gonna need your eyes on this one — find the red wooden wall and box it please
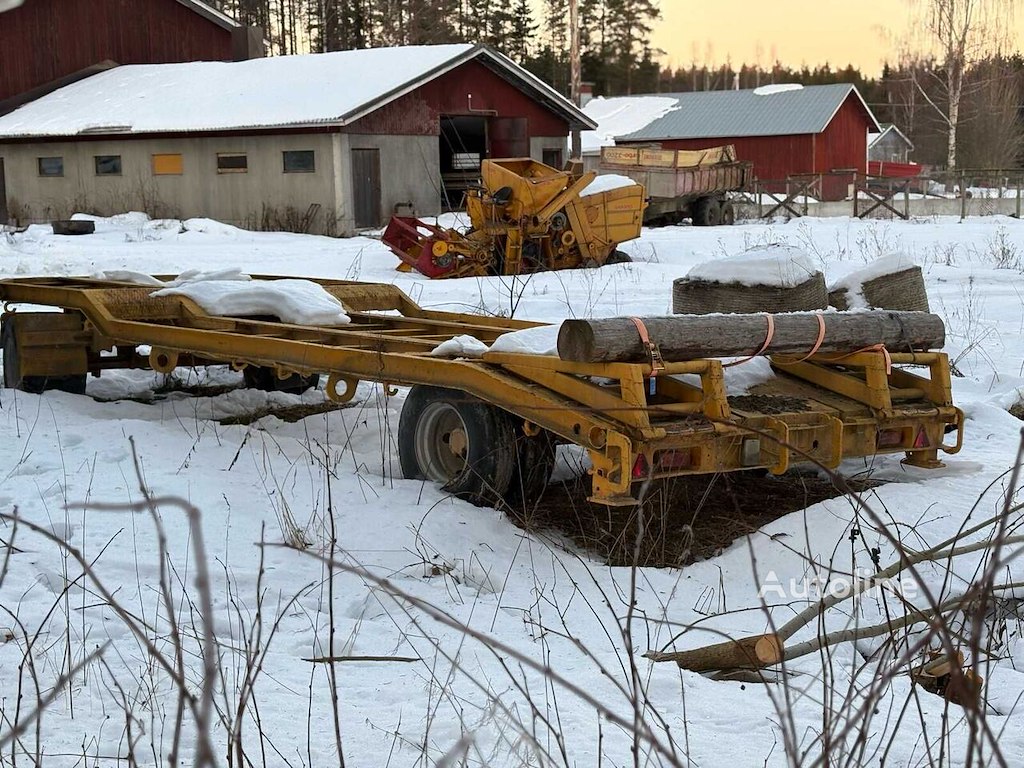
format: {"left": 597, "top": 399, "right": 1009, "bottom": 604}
{"left": 0, "top": 0, "right": 234, "bottom": 103}
{"left": 346, "top": 59, "right": 569, "bottom": 138}
{"left": 624, "top": 93, "right": 872, "bottom": 201}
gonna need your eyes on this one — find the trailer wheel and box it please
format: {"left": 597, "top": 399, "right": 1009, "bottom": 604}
{"left": 243, "top": 366, "right": 320, "bottom": 395}
{"left": 399, "top": 385, "right": 515, "bottom": 506}
{"left": 1, "top": 317, "right": 86, "bottom": 395}
{"left": 605, "top": 249, "right": 633, "bottom": 265}
{"left": 692, "top": 198, "right": 721, "bottom": 227}
{"left": 505, "top": 426, "right": 557, "bottom": 509}
{"left": 721, "top": 201, "right": 736, "bottom": 225}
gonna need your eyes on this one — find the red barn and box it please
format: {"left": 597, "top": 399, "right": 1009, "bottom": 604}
{"left": 0, "top": 0, "right": 263, "bottom": 114}
{"left": 611, "top": 84, "right": 881, "bottom": 201}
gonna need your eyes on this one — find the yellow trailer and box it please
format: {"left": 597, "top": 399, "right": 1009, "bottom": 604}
{"left": 0, "top": 275, "right": 963, "bottom": 507}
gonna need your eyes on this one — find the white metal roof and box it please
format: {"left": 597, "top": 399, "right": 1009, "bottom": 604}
{"left": 0, "top": 44, "right": 594, "bottom": 138}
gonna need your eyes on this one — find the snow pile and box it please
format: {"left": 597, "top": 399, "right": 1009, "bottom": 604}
{"left": 429, "top": 335, "right": 489, "bottom": 358}
{"left": 754, "top": 83, "right": 804, "bottom": 96}
{"left": 152, "top": 271, "right": 351, "bottom": 325}
{"left": 686, "top": 244, "right": 819, "bottom": 288}
{"left": 828, "top": 253, "right": 918, "bottom": 309}
{"left": 580, "top": 95, "right": 679, "bottom": 153}
{"left": 580, "top": 174, "right": 638, "bottom": 197}
{"left": 489, "top": 325, "right": 560, "bottom": 356}
{"left": 93, "top": 269, "right": 165, "bottom": 286}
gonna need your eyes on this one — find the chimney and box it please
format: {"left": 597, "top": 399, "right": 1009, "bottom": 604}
{"left": 579, "top": 82, "right": 594, "bottom": 108}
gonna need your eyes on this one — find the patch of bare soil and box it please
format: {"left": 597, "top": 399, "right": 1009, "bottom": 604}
{"left": 1011, "top": 401, "right": 1024, "bottom": 421}
{"left": 217, "top": 400, "right": 351, "bottom": 425}
{"left": 508, "top": 470, "right": 877, "bottom": 567}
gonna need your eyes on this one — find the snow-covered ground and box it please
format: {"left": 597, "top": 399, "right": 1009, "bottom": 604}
{"left": 2, "top": 212, "right": 1024, "bottom": 766}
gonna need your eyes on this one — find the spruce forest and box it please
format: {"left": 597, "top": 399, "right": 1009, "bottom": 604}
{"left": 208, "top": 0, "right": 1024, "bottom": 168}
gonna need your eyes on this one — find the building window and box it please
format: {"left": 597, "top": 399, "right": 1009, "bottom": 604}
{"left": 283, "top": 150, "right": 315, "bottom": 173}
{"left": 217, "top": 153, "right": 248, "bottom": 173}
{"left": 95, "top": 155, "right": 122, "bottom": 176}
{"left": 38, "top": 156, "right": 64, "bottom": 177}
{"left": 543, "top": 148, "right": 564, "bottom": 169}
{"left": 152, "top": 153, "right": 183, "bottom": 175}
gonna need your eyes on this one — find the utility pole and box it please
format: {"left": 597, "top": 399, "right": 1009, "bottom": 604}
{"left": 569, "top": 0, "right": 582, "bottom": 159}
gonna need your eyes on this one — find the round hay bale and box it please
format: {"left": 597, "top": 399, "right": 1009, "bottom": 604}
{"left": 673, "top": 272, "right": 827, "bottom": 315}
{"left": 829, "top": 261, "right": 929, "bottom": 312}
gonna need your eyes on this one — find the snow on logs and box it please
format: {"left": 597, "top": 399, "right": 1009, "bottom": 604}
{"left": 556, "top": 311, "right": 946, "bottom": 364}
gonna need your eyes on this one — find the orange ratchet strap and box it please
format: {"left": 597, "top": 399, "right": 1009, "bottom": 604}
{"left": 629, "top": 317, "right": 665, "bottom": 374}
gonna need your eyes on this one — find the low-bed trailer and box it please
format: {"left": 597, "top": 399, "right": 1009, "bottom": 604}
{"left": 0, "top": 275, "right": 963, "bottom": 507}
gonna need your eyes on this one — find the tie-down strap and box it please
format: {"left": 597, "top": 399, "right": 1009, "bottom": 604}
{"left": 628, "top": 317, "right": 665, "bottom": 374}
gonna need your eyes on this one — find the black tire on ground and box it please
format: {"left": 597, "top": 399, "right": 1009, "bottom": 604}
{"left": 721, "top": 201, "right": 736, "bottom": 225}
{"left": 2, "top": 318, "right": 87, "bottom": 395}
{"left": 399, "top": 385, "right": 516, "bottom": 506}
{"left": 504, "top": 426, "right": 557, "bottom": 509}
{"left": 605, "top": 249, "right": 633, "bottom": 265}
{"left": 243, "top": 366, "right": 320, "bottom": 395}
{"left": 692, "top": 197, "right": 722, "bottom": 227}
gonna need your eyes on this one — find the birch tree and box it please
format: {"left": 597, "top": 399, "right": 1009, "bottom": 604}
{"left": 911, "top": 0, "right": 1018, "bottom": 169}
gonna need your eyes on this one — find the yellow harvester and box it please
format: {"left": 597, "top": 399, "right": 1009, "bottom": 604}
{"left": 382, "top": 158, "right": 647, "bottom": 278}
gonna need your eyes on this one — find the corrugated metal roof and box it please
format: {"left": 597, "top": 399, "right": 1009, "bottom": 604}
{"left": 620, "top": 83, "right": 879, "bottom": 141}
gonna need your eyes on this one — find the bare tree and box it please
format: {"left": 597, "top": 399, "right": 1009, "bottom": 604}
{"left": 908, "top": 0, "right": 1018, "bottom": 169}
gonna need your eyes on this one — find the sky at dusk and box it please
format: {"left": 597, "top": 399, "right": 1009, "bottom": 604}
{"left": 648, "top": 0, "right": 1024, "bottom": 74}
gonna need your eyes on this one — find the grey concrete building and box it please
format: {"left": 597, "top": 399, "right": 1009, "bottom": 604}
{"left": 0, "top": 44, "right": 594, "bottom": 235}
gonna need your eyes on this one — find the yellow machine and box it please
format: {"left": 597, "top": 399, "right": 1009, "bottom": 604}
{"left": 382, "top": 158, "right": 647, "bottom": 278}
{"left": 1, "top": 276, "right": 963, "bottom": 508}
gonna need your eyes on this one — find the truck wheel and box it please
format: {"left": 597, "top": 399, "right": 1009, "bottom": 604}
{"left": 399, "top": 385, "right": 515, "bottom": 506}
{"left": 2, "top": 318, "right": 86, "bottom": 395}
{"left": 721, "top": 201, "right": 736, "bottom": 225}
{"left": 505, "top": 427, "right": 556, "bottom": 509}
{"left": 692, "top": 198, "right": 721, "bottom": 227}
{"left": 243, "top": 366, "right": 320, "bottom": 395}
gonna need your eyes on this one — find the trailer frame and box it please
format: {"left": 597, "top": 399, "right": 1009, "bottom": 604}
{"left": 1, "top": 275, "right": 963, "bottom": 506}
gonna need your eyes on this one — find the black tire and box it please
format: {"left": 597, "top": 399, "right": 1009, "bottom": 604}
{"left": 692, "top": 197, "right": 721, "bottom": 227}
{"left": 504, "top": 426, "right": 556, "bottom": 509}
{"left": 2, "top": 318, "right": 86, "bottom": 395}
{"left": 399, "top": 385, "right": 515, "bottom": 506}
{"left": 721, "top": 201, "right": 736, "bottom": 225}
{"left": 243, "top": 366, "right": 320, "bottom": 395}
{"left": 605, "top": 249, "right": 633, "bottom": 265}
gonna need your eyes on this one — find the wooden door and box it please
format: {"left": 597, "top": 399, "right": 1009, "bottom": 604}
{"left": 489, "top": 117, "right": 529, "bottom": 158}
{"left": 0, "top": 159, "right": 7, "bottom": 224}
{"left": 351, "top": 148, "right": 382, "bottom": 229}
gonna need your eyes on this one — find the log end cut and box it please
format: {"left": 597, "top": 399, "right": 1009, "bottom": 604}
{"left": 645, "top": 633, "right": 784, "bottom": 672}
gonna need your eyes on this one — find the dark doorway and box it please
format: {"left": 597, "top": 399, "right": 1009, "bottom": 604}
{"left": 439, "top": 115, "right": 486, "bottom": 209}
{"left": 0, "top": 159, "right": 7, "bottom": 224}
{"left": 490, "top": 117, "right": 528, "bottom": 158}
{"left": 351, "top": 148, "right": 381, "bottom": 229}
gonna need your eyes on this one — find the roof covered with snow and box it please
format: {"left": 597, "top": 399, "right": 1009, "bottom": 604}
{"left": 616, "top": 83, "right": 880, "bottom": 142}
{"left": 580, "top": 95, "right": 679, "bottom": 153}
{"left": 0, "top": 44, "right": 595, "bottom": 138}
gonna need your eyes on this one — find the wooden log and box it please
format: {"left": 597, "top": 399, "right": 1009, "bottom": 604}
{"left": 645, "top": 633, "right": 784, "bottom": 672}
{"left": 557, "top": 310, "right": 945, "bottom": 364}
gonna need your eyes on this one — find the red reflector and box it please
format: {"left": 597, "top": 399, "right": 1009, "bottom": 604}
{"left": 877, "top": 429, "right": 903, "bottom": 448}
{"left": 913, "top": 427, "right": 930, "bottom": 449}
{"left": 632, "top": 453, "right": 649, "bottom": 479}
{"left": 656, "top": 449, "right": 692, "bottom": 470}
